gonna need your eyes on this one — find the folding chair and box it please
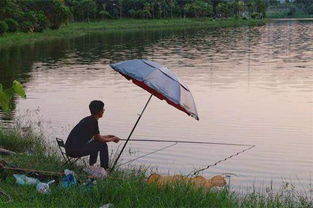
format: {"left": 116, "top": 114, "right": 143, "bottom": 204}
{"left": 56, "top": 138, "right": 81, "bottom": 166}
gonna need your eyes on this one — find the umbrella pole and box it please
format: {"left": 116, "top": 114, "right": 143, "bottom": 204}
{"left": 111, "top": 94, "right": 153, "bottom": 171}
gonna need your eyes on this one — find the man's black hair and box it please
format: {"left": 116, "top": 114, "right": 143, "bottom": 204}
{"left": 89, "top": 100, "right": 104, "bottom": 116}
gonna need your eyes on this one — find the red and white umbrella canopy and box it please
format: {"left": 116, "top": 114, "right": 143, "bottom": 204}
{"left": 111, "top": 59, "right": 199, "bottom": 120}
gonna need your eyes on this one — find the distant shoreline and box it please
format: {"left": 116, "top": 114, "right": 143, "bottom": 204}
{"left": 0, "top": 18, "right": 267, "bottom": 50}
{"left": 270, "top": 18, "right": 313, "bottom": 21}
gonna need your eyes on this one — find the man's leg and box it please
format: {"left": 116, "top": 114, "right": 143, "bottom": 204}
{"left": 89, "top": 141, "right": 109, "bottom": 168}
{"left": 99, "top": 143, "right": 109, "bottom": 169}
{"left": 66, "top": 140, "right": 109, "bottom": 168}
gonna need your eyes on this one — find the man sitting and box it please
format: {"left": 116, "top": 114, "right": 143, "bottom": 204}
{"left": 65, "top": 100, "right": 120, "bottom": 169}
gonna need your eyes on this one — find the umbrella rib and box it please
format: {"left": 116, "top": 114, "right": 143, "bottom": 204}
{"left": 142, "top": 59, "right": 190, "bottom": 91}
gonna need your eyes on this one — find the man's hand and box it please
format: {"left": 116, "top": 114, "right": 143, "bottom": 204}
{"left": 95, "top": 134, "right": 121, "bottom": 143}
{"left": 110, "top": 136, "right": 120, "bottom": 143}
{"left": 103, "top": 135, "right": 120, "bottom": 143}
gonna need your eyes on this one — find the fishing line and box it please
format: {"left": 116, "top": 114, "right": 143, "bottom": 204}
{"left": 120, "top": 138, "right": 252, "bottom": 147}
{"left": 116, "top": 142, "right": 178, "bottom": 168}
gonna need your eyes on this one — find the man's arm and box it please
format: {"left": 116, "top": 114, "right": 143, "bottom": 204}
{"left": 94, "top": 134, "right": 120, "bottom": 143}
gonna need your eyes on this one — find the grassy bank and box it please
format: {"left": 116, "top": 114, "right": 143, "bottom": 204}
{"left": 0, "top": 18, "right": 267, "bottom": 50}
{"left": 0, "top": 128, "right": 312, "bottom": 207}
{"left": 267, "top": 5, "right": 313, "bottom": 19}
{"left": 267, "top": 11, "right": 313, "bottom": 18}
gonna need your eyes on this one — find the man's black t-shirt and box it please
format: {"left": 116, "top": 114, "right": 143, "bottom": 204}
{"left": 65, "top": 116, "right": 100, "bottom": 150}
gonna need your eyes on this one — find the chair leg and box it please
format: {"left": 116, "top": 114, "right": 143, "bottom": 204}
{"left": 62, "top": 159, "right": 71, "bottom": 167}
{"left": 63, "top": 157, "right": 82, "bottom": 168}
{"left": 68, "top": 158, "right": 80, "bottom": 166}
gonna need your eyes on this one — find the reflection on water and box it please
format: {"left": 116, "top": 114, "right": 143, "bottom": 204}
{"left": 0, "top": 20, "right": 312, "bottom": 191}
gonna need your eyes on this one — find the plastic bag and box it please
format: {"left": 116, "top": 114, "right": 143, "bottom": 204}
{"left": 60, "top": 169, "right": 77, "bottom": 188}
{"left": 36, "top": 180, "right": 55, "bottom": 194}
{"left": 99, "top": 203, "right": 114, "bottom": 208}
{"left": 13, "top": 174, "right": 39, "bottom": 185}
{"left": 83, "top": 166, "right": 108, "bottom": 178}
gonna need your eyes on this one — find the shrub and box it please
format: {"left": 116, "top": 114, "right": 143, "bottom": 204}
{"left": 128, "top": 9, "right": 137, "bottom": 18}
{"left": 0, "top": 21, "right": 9, "bottom": 35}
{"left": 99, "top": 10, "right": 112, "bottom": 19}
{"left": 287, "top": 5, "right": 297, "bottom": 17}
{"left": 20, "top": 21, "right": 33, "bottom": 32}
{"left": 24, "top": 10, "right": 37, "bottom": 26}
{"left": 128, "top": 9, "right": 150, "bottom": 19}
{"left": 18, "top": 11, "right": 39, "bottom": 32}
{"left": 137, "top": 10, "right": 151, "bottom": 18}
{"left": 216, "top": 2, "right": 231, "bottom": 18}
{"left": 34, "top": 11, "right": 48, "bottom": 32}
{"left": 184, "top": 0, "right": 213, "bottom": 18}
{"left": 16, "top": 0, "right": 70, "bottom": 30}
{"left": 4, "top": 18, "right": 19, "bottom": 32}
{"left": 251, "top": 12, "right": 261, "bottom": 19}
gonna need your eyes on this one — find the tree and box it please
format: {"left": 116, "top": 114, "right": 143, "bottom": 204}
{"left": 143, "top": 2, "right": 152, "bottom": 18}
{"left": 308, "top": 4, "right": 313, "bottom": 15}
{"left": 255, "top": 0, "right": 267, "bottom": 18}
{"left": 294, "top": 0, "right": 311, "bottom": 7}
{"left": 268, "top": 0, "right": 279, "bottom": 6}
{"left": 216, "top": 2, "right": 231, "bottom": 18}
{"left": 0, "top": 0, "right": 24, "bottom": 21}
{"left": 47, "top": 0, "right": 70, "bottom": 29}
{"left": 184, "top": 0, "right": 213, "bottom": 18}
{"left": 72, "top": 0, "right": 97, "bottom": 21}
{"left": 15, "top": 0, "right": 70, "bottom": 31}
{"left": 233, "top": 1, "right": 245, "bottom": 17}
{"left": 211, "top": 0, "right": 223, "bottom": 17}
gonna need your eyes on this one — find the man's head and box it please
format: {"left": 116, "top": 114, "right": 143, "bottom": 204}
{"left": 89, "top": 100, "right": 105, "bottom": 118}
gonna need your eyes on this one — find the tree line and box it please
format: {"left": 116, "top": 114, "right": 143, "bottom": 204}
{"left": 0, "top": 0, "right": 270, "bottom": 35}
{"left": 0, "top": 0, "right": 70, "bottom": 34}
{"left": 67, "top": 0, "right": 267, "bottom": 20}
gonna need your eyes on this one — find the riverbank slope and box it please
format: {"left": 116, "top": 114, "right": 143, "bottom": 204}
{"left": 0, "top": 18, "right": 267, "bottom": 50}
{"left": 0, "top": 128, "right": 311, "bottom": 207}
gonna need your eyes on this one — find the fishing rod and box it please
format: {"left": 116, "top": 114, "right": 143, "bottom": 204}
{"left": 189, "top": 144, "right": 255, "bottom": 176}
{"left": 119, "top": 138, "right": 253, "bottom": 147}
{"left": 116, "top": 142, "right": 178, "bottom": 168}
{"left": 118, "top": 138, "right": 256, "bottom": 176}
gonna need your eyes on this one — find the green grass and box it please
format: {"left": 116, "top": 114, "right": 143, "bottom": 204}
{"left": 0, "top": 127, "right": 312, "bottom": 207}
{"left": 0, "top": 18, "right": 267, "bottom": 50}
{"left": 0, "top": 127, "right": 45, "bottom": 154}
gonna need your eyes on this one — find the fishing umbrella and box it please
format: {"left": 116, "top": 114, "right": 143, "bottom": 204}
{"left": 110, "top": 59, "right": 199, "bottom": 170}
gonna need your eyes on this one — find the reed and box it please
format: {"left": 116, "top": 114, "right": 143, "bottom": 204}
{"left": 0, "top": 127, "right": 45, "bottom": 154}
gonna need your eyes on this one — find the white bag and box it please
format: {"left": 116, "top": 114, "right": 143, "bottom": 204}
{"left": 83, "top": 166, "right": 108, "bottom": 178}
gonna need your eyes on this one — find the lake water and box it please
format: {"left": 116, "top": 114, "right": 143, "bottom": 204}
{"left": 0, "top": 19, "right": 312, "bottom": 192}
